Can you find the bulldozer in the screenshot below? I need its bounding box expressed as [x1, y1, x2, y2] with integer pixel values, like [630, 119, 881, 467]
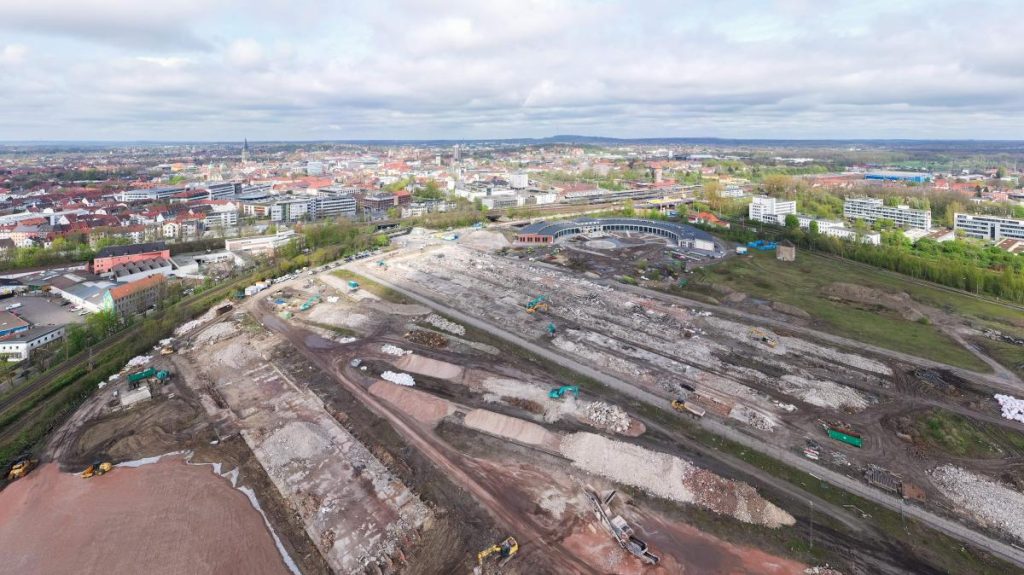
[81, 461, 113, 479]
[6, 459, 36, 481]
[474, 536, 518, 574]
[525, 295, 549, 314]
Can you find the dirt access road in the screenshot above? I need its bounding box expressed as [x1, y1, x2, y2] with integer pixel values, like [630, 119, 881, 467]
[355, 264, 1024, 571]
[252, 302, 596, 574]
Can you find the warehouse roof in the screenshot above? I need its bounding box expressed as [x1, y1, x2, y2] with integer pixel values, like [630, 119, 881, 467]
[518, 217, 715, 243]
[95, 241, 167, 259]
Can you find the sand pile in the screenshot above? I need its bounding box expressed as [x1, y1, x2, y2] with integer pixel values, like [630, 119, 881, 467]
[561, 433, 793, 527]
[0, 461, 292, 575]
[395, 354, 464, 380]
[463, 409, 560, 450]
[369, 381, 453, 424]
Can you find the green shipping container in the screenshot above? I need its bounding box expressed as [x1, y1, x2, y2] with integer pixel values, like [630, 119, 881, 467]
[827, 428, 863, 448]
[128, 368, 156, 383]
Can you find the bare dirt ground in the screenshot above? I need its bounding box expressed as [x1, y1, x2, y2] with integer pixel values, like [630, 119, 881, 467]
[0, 458, 290, 575]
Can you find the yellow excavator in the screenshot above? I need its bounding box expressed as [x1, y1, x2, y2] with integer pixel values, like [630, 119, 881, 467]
[474, 536, 518, 574]
[81, 462, 113, 479]
[6, 459, 36, 481]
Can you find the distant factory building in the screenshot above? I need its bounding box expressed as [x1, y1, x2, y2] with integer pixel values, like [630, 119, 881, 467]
[864, 171, 932, 183]
[91, 242, 171, 275]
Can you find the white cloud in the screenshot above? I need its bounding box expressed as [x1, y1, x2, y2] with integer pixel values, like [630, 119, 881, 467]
[2, 0, 1024, 139]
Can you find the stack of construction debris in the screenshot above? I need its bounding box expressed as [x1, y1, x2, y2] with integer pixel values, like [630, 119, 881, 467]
[994, 394, 1024, 423]
[932, 465, 1024, 541]
[424, 314, 465, 336]
[584, 402, 631, 433]
[381, 344, 412, 356]
[404, 330, 449, 348]
[381, 371, 416, 387]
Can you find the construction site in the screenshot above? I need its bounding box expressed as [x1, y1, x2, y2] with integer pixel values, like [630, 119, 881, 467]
[2, 223, 1024, 574]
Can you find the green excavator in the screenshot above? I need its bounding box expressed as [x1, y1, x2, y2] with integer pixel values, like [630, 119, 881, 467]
[549, 385, 579, 399]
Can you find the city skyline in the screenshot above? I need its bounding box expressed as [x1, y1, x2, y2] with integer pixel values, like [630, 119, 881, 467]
[2, 0, 1024, 141]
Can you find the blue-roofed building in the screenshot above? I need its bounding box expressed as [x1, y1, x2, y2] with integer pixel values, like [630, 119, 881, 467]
[516, 217, 721, 254]
[864, 171, 932, 183]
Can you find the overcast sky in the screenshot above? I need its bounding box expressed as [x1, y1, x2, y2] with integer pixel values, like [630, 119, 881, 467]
[2, 0, 1023, 141]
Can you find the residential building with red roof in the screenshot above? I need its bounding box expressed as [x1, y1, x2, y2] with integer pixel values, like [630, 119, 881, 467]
[101, 273, 166, 317]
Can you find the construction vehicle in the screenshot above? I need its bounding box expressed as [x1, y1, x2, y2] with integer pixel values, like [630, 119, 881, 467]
[549, 385, 579, 399]
[671, 399, 706, 417]
[525, 295, 549, 313]
[748, 327, 777, 348]
[547, 322, 557, 337]
[81, 461, 113, 479]
[347, 280, 359, 291]
[160, 346, 174, 356]
[474, 536, 518, 574]
[377, 259, 388, 270]
[584, 488, 659, 565]
[300, 295, 320, 311]
[6, 459, 36, 481]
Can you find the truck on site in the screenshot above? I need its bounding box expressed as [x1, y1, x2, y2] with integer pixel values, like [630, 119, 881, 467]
[584, 488, 659, 565]
[474, 536, 518, 574]
[81, 461, 113, 479]
[347, 280, 359, 291]
[6, 459, 36, 481]
[671, 399, 706, 417]
[549, 385, 579, 399]
[127, 368, 171, 388]
[827, 427, 863, 448]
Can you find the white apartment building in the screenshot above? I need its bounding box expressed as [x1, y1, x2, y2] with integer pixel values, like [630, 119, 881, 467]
[509, 173, 529, 189]
[954, 213, 1024, 241]
[748, 196, 797, 224]
[843, 198, 931, 230]
[794, 215, 880, 245]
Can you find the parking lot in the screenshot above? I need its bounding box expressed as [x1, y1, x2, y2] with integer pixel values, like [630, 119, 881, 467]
[2, 294, 87, 326]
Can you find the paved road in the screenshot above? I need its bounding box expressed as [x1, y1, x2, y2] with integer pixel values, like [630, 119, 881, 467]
[356, 265, 1024, 570]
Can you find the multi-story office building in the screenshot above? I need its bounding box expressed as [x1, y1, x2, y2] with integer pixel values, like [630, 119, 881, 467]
[954, 213, 1024, 241]
[843, 198, 931, 230]
[118, 186, 185, 202]
[748, 196, 797, 224]
[205, 181, 241, 199]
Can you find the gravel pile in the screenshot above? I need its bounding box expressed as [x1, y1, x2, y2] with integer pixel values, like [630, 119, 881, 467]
[125, 355, 152, 369]
[194, 322, 236, 345]
[584, 402, 630, 433]
[932, 465, 1024, 541]
[729, 405, 775, 431]
[424, 314, 465, 336]
[779, 375, 869, 411]
[381, 371, 415, 387]
[995, 394, 1024, 423]
[380, 344, 411, 356]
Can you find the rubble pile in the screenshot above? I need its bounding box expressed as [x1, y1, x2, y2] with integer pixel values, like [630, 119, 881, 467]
[584, 402, 631, 433]
[805, 567, 844, 575]
[125, 355, 152, 369]
[424, 313, 466, 336]
[404, 330, 449, 348]
[932, 465, 1024, 541]
[381, 371, 415, 387]
[380, 344, 412, 356]
[995, 394, 1024, 423]
[779, 375, 870, 411]
[560, 432, 793, 526]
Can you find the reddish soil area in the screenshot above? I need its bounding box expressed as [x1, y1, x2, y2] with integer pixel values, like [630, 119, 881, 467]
[0, 459, 290, 575]
[369, 379, 454, 424]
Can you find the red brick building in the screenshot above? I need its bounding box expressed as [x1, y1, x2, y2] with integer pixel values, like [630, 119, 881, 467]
[91, 241, 170, 275]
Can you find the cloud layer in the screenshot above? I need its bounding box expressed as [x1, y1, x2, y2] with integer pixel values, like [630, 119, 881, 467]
[2, 0, 1023, 140]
